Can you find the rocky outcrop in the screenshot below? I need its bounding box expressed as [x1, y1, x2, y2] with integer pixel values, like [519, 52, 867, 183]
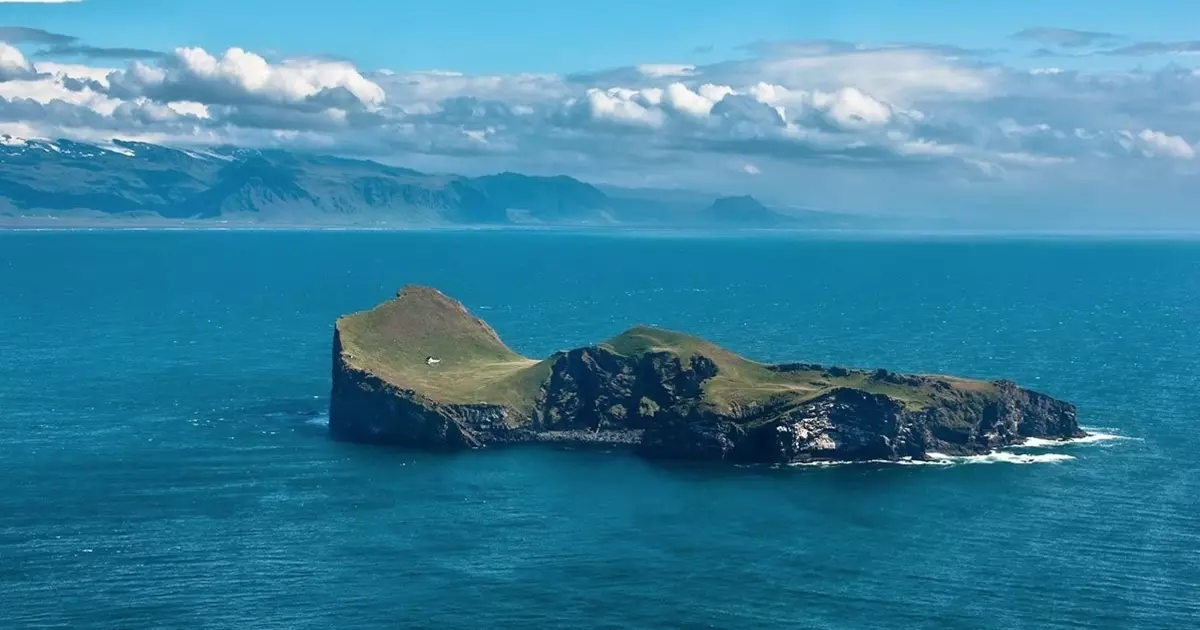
[636, 385, 1081, 463]
[328, 286, 1084, 464]
[532, 346, 717, 432]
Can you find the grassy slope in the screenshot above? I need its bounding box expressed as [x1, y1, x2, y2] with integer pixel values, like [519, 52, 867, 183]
[337, 287, 996, 422]
[336, 286, 551, 415]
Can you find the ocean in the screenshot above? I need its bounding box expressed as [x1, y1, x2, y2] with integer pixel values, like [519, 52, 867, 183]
[1, 230, 1197, 629]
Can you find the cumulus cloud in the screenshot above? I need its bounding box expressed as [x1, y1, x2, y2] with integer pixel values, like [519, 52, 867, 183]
[1122, 129, 1196, 159]
[106, 47, 385, 111]
[569, 81, 718, 125]
[0, 42, 38, 81]
[560, 79, 915, 171]
[750, 84, 900, 131]
[577, 87, 665, 128]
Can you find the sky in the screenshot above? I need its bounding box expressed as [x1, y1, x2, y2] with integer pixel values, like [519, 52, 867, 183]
[2, 0, 1200, 225]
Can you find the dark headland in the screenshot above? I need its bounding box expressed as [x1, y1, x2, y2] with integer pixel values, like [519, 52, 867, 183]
[329, 286, 1085, 463]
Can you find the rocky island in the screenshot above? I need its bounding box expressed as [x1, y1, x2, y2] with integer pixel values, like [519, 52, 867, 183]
[329, 286, 1084, 463]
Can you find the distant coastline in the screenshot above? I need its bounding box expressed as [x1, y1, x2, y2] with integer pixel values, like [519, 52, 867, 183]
[4, 220, 1200, 240]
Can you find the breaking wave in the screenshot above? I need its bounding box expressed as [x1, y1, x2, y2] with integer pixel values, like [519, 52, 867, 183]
[1019, 430, 1132, 449]
[788, 427, 1134, 466]
[783, 432, 1134, 467]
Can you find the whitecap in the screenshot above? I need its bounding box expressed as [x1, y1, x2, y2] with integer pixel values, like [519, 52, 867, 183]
[305, 413, 330, 427]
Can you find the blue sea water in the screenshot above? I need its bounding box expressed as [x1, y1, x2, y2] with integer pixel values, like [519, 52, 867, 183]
[1, 230, 1198, 629]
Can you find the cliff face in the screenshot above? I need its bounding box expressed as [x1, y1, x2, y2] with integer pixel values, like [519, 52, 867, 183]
[329, 286, 1084, 463]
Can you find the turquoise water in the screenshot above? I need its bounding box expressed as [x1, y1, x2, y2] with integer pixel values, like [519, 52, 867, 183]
[1, 231, 1198, 629]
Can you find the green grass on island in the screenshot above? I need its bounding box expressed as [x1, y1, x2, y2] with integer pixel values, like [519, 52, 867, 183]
[336, 286, 997, 419]
[336, 286, 553, 414]
[600, 326, 993, 412]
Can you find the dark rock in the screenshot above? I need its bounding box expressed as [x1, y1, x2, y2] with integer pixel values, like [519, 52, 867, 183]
[767, 362, 826, 373]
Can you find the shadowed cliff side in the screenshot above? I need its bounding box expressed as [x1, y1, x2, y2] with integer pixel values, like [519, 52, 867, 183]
[330, 286, 1084, 463]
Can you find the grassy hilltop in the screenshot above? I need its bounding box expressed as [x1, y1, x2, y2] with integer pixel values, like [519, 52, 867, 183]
[336, 286, 552, 413]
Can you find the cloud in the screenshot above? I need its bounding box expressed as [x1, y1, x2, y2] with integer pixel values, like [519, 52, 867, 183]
[106, 47, 385, 110]
[1122, 129, 1196, 159]
[0, 26, 76, 45]
[750, 84, 899, 131]
[571, 40, 997, 108]
[636, 64, 696, 79]
[573, 87, 665, 128]
[0, 42, 38, 81]
[741, 39, 996, 60]
[373, 69, 566, 108]
[0, 25, 162, 60]
[1103, 41, 1200, 56]
[552, 77, 963, 173]
[729, 42, 997, 104]
[41, 43, 165, 60]
[1017, 29, 1200, 60]
[1012, 27, 1122, 49]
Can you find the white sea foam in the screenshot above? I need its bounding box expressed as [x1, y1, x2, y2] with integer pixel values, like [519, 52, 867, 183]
[305, 413, 330, 427]
[787, 456, 952, 468]
[926, 451, 1075, 465]
[785, 459, 883, 468]
[784, 449, 1077, 468]
[1019, 431, 1130, 448]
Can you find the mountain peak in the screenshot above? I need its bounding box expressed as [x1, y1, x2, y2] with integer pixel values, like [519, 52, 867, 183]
[699, 194, 787, 226]
[711, 195, 769, 209]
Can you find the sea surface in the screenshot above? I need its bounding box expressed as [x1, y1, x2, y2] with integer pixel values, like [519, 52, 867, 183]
[1, 231, 1198, 629]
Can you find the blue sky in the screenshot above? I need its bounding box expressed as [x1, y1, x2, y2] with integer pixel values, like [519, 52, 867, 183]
[7, 0, 1200, 73]
[2, 0, 1200, 225]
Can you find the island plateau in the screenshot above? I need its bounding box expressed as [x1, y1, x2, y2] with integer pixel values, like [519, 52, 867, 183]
[329, 286, 1084, 463]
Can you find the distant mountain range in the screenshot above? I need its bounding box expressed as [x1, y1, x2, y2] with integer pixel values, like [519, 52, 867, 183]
[0, 136, 874, 229]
